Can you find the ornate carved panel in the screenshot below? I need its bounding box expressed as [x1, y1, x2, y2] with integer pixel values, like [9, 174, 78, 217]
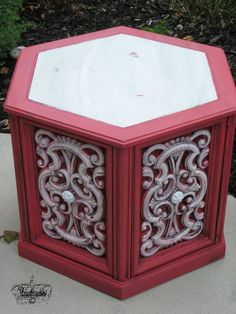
[141, 130, 211, 257]
[35, 129, 106, 256]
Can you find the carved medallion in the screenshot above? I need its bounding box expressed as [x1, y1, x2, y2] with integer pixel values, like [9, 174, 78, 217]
[35, 129, 106, 256]
[141, 130, 211, 257]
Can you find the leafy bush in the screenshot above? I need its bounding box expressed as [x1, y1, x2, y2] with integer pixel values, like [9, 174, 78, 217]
[141, 20, 168, 35]
[0, 0, 28, 59]
[170, 0, 236, 30]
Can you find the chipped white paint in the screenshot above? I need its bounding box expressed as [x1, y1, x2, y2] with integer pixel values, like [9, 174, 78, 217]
[29, 34, 217, 127]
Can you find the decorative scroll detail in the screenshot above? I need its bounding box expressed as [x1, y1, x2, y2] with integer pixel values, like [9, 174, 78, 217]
[141, 129, 211, 257]
[35, 129, 106, 256]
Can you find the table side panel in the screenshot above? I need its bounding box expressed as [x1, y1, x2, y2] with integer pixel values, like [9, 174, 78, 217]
[18, 118, 113, 275]
[132, 118, 229, 276]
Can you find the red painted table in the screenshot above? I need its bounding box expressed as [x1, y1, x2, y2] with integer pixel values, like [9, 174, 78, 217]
[4, 26, 236, 299]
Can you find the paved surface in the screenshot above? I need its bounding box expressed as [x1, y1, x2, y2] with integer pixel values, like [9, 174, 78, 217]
[0, 134, 236, 314]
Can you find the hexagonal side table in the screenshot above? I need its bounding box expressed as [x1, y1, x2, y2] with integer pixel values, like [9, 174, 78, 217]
[4, 26, 236, 299]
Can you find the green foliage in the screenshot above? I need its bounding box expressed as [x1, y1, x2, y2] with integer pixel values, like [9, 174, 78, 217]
[171, 0, 236, 30]
[0, 0, 28, 60]
[141, 20, 168, 35]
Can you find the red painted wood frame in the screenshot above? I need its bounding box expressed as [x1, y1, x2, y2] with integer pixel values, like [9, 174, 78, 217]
[5, 26, 236, 299]
[17, 118, 113, 275]
[9, 113, 236, 299]
[4, 26, 236, 147]
[132, 119, 228, 276]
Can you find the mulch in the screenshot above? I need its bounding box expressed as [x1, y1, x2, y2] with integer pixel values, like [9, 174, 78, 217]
[1, 0, 236, 194]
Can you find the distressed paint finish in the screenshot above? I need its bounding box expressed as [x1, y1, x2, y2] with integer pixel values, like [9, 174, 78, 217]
[35, 129, 106, 256]
[29, 34, 217, 127]
[5, 26, 236, 299]
[141, 130, 210, 257]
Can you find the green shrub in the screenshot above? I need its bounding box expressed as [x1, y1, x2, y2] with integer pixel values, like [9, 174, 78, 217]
[0, 0, 27, 60]
[141, 20, 168, 35]
[170, 0, 236, 30]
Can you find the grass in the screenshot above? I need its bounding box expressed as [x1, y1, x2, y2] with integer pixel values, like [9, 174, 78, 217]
[140, 20, 168, 35]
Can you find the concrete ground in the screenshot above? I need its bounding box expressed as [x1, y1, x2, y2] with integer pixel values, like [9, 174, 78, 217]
[0, 134, 236, 314]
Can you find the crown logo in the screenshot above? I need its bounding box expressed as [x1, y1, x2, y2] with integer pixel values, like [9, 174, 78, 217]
[11, 276, 52, 304]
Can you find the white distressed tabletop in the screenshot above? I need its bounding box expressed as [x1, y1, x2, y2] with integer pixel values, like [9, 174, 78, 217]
[29, 34, 217, 127]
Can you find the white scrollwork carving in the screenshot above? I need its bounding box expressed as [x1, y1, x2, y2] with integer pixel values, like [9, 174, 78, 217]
[35, 129, 106, 256]
[141, 129, 211, 257]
